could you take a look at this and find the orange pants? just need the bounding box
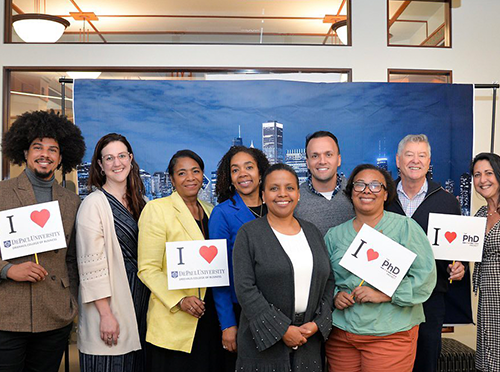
[325,325,419,372]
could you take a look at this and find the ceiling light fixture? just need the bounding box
[12,0,71,44]
[13,14,70,43]
[332,19,348,45]
[12,0,70,43]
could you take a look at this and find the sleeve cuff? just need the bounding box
[248,305,291,352]
[0,264,13,280]
[313,300,333,340]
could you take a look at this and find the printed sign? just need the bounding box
[166,239,229,290]
[427,213,486,262]
[339,224,417,297]
[0,201,67,260]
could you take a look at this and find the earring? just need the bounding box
[101,170,105,176]
[229,184,235,193]
[130,164,134,170]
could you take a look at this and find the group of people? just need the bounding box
[0,110,498,372]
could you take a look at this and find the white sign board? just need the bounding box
[339,224,417,297]
[0,201,67,260]
[427,213,486,262]
[166,239,229,290]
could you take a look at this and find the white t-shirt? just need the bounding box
[271,228,313,313]
[319,190,334,200]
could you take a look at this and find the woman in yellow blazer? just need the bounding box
[138,150,224,372]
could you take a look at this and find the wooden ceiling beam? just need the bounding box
[64,30,332,37]
[389,0,411,28]
[68,0,107,42]
[56,14,325,20]
[336,0,347,16]
[12,3,24,14]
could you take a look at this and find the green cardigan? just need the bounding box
[324,211,437,336]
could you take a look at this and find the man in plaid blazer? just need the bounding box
[0,110,85,372]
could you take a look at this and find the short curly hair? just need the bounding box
[2,110,86,174]
[215,146,270,204]
[344,164,396,207]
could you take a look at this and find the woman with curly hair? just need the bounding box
[208,145,270,370]
[76,133,150,372]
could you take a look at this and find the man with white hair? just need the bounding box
[386,134,465,372]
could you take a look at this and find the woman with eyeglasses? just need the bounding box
[324,164,436,372]
[137,150,224,372]
[76,133,150,372]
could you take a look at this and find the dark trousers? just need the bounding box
[413,292,446,372]
[0,323,72,372]
[146,289,224,372]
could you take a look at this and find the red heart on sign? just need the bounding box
[199,245,218,264]
[366,248,379,261]
[445,231,457,243]
[30,209,50,228]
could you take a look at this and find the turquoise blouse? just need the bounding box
[325,211,437,336]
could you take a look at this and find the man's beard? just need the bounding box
[34,169,55,180]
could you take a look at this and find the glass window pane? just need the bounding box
[388,0,450,47]
[388,69,452,83]
[9,0,351,45]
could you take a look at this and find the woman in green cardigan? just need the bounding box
[324,164,436,372]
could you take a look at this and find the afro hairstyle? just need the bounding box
[2,110,86,174]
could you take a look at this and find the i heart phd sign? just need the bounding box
[0,201,66,260]
[427,213,486,262]
[166,239,229,290]
[339,224,417,297]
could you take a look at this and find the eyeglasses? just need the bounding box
[352,181,386,193]
[102,152,131,164]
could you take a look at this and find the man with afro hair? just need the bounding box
[0,110,85,372]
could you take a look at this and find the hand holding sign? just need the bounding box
[166,239,229,290]
[427,213,486,262]
[339,224,417,297]
[334,291,355,310]
[6,261,48,283]
[179,296,205,318]
[0,201,66,261]
[351,286,391,304]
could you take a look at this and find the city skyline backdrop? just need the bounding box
[74,80,473,212]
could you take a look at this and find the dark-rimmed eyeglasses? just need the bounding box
[352,181,386,193]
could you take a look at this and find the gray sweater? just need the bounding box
[294,176,355,236]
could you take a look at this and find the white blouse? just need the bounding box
[272,228,314,313]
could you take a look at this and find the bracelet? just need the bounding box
[179,297,186,308]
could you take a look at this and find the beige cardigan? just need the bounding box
[76,190,141,355]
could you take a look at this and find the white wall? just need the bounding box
[1,0,499,349]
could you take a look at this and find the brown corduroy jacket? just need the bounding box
[0,171,80,332]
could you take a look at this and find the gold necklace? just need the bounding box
[248,204,263,218]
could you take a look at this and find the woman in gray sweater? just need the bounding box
[233,163,335,372]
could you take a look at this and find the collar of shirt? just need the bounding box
[397,179,428,216]
[307,174,342,198]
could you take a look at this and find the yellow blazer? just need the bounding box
[138,191,213,353]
